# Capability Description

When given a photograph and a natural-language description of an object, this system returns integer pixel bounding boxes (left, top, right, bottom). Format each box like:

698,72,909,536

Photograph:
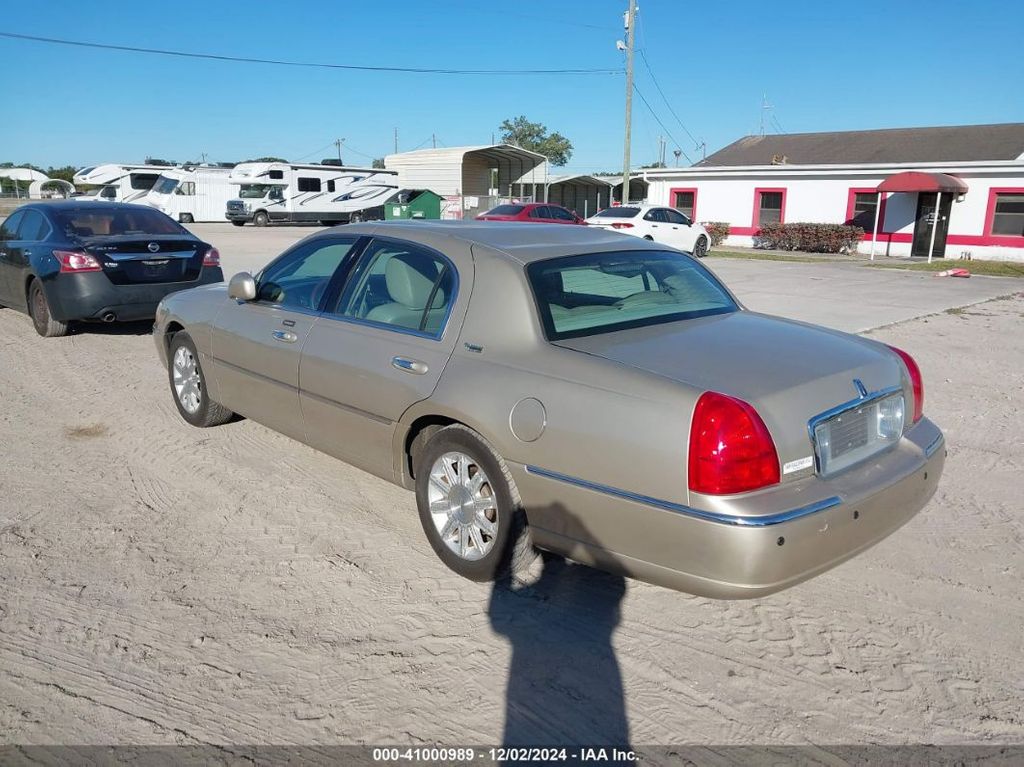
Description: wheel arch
395,407,499,491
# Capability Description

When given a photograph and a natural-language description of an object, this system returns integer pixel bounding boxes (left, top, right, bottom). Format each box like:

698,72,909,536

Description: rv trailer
224,162,400,226
140,166,236,223
72,164,175,203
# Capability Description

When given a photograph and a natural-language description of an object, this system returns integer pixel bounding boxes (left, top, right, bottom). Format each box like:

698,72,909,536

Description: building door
911,192,953,258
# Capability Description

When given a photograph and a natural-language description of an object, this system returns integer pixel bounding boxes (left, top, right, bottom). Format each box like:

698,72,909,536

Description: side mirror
228,272,257,301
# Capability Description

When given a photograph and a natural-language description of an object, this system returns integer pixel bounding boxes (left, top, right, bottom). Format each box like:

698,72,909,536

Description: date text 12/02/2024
371,747,638,763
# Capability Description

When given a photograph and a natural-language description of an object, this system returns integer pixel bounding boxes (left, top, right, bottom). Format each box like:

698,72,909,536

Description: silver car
153,222,944,598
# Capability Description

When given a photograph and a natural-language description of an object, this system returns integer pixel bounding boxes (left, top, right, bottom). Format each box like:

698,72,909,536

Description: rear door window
17,210,50,241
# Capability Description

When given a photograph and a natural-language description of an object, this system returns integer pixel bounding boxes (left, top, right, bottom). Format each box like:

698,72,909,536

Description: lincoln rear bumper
515,417,945,599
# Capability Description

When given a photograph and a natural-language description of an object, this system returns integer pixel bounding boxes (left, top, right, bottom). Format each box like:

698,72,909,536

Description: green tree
46,165,78,182
243,156,288,163
498,116,573,166
372,158,385,169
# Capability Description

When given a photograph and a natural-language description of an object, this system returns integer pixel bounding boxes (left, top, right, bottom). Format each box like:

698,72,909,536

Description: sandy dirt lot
0,227,1022,749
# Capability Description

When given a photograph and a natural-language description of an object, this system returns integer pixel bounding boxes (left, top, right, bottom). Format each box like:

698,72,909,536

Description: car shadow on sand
69,319,154,337
488,512,632,753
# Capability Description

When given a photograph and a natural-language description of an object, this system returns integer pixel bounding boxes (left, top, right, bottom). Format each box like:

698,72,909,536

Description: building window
850,192,878,229
991,192,1024,236
671,189,696,219
297,177,322,193
757,190,784,225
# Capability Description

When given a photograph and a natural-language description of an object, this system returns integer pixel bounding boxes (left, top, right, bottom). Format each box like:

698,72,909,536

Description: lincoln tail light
611,222,634,229
54,250,102,273
887,345,924,423
688,391,780,495
202,248,221,267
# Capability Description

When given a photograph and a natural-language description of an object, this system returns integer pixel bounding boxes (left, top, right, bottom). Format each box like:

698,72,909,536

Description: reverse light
203,248,221,267
688,391,780,495
886,345,924,423
54,249,102,273
610,222,634,229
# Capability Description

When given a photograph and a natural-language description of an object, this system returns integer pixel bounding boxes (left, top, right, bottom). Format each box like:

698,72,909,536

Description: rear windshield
52,208,187,238
593,207,640,218
527,250,737,340
484,204,525,216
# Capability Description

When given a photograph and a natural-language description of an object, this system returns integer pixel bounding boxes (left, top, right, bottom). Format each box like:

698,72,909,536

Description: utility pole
432,133,436,149
621,0,637,203
759,94,773,137
658,135,666,167
673,148,682,167
394,127,398,154
334,138,345,164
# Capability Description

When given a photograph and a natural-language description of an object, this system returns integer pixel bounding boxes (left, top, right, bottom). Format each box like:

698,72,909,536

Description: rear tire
643,235,654,241
693,235,708,258
349,212,363,224
167,331,234,428
252,211,269,227
231,221,245,227
414,425,535,582
28,280,69,338
179,213,195,224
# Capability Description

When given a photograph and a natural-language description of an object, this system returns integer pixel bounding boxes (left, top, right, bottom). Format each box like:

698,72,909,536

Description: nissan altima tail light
611,222,634,229
688,391,781,495
54,249,102,273
202,248,221,267
886,345,924,423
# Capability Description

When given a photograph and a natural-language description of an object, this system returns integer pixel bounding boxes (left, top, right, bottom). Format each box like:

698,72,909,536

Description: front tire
693,235,708,258
414,425,534,582
231,221,245,227
28,280,69,338
179,213,195,224
167,332,234,427
252,211,269,227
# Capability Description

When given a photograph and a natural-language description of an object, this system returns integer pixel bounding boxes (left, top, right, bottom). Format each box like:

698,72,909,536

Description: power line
0,31,623,76
637,49,700,148
632,83,692,165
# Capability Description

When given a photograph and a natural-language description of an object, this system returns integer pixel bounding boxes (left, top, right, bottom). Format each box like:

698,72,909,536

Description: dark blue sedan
0,201,223,337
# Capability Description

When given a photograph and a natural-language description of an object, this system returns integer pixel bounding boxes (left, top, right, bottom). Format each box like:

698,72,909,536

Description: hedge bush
753,223,864,254
703,222,730,247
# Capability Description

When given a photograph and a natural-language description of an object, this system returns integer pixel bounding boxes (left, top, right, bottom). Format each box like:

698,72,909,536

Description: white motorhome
140,166,236,223
225,162,400,226
72,164,175,203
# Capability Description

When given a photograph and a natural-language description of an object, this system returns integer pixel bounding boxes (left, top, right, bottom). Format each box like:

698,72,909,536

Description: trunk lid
557,310,906,477
80,234,205,285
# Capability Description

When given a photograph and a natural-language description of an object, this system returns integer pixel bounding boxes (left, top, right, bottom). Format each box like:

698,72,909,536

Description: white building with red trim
639,124,1024,261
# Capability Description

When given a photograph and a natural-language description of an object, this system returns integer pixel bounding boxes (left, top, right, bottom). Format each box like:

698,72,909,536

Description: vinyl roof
698,123,1024,166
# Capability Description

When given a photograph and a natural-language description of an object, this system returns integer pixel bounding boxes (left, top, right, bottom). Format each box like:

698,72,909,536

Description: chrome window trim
807,385,904,474
524,465,842,527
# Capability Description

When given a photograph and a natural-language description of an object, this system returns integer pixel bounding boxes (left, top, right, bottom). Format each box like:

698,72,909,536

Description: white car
586,205,711,257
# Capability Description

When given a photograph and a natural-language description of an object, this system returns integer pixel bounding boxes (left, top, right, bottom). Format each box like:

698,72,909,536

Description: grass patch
707,250,834,263
866,260,1024,278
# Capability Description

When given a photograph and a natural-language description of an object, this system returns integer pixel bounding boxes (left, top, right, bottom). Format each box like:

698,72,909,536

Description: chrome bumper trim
924,432,945,458
524,465,842,527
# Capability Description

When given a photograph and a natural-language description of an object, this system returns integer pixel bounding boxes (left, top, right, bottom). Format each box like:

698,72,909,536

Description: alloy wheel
427,451,498,561
172,346,202,414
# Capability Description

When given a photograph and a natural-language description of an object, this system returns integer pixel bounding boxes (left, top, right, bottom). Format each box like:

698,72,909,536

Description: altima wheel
415,425,534,581
28,280,69,338
167,332,234,428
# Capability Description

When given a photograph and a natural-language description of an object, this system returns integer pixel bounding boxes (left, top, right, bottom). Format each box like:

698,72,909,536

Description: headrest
384,252,444,309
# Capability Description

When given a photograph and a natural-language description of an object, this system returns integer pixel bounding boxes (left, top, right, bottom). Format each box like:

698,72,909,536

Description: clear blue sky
3,0,1022,172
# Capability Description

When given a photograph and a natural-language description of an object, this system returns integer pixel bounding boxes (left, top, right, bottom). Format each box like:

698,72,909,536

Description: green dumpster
384,189,442,220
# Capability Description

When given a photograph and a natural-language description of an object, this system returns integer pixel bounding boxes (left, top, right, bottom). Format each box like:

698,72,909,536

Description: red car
476,202,585,225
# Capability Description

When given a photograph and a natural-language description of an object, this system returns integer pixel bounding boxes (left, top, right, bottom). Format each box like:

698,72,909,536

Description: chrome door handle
392,357,429,375
272,330,298,343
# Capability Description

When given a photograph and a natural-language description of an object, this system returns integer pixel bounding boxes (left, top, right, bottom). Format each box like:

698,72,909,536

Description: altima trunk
556,311,908,478
81,235,204,285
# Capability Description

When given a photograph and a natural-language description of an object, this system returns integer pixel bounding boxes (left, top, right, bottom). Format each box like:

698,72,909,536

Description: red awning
877,171,968,194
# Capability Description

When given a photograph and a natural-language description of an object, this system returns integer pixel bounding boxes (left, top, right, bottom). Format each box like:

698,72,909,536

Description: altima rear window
52,208,187,237
528,250,737,340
